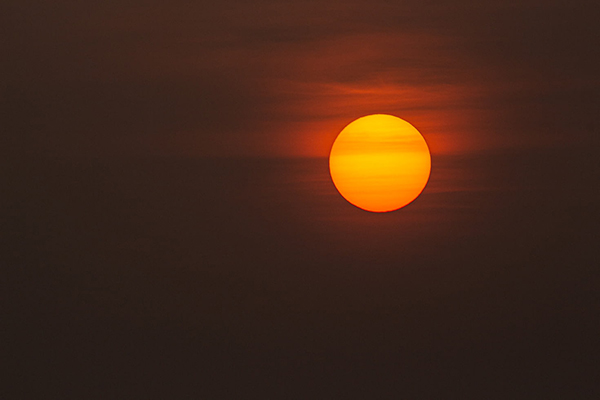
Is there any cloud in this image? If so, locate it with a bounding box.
[4,0,598,157]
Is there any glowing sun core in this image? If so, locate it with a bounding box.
[329,114,431,212]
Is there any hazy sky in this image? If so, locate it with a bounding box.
[4,1,600,398]
[5,0,598,157]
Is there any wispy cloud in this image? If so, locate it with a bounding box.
[4,0,598,157]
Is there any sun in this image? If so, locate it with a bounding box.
[329,114,431,212]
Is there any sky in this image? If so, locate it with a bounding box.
[5,0,598,157]
[3,0,599,398]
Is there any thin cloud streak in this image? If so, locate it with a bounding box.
[3,0,598,157]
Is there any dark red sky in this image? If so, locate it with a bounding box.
[4,1,599,398]
[5,0,598,157]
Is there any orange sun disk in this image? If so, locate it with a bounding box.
[329,114,431,212]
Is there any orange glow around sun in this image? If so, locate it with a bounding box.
[329,114,431,212]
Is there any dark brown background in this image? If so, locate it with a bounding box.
[3,1,599,398]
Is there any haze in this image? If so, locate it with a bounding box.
[3,0,598,398]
